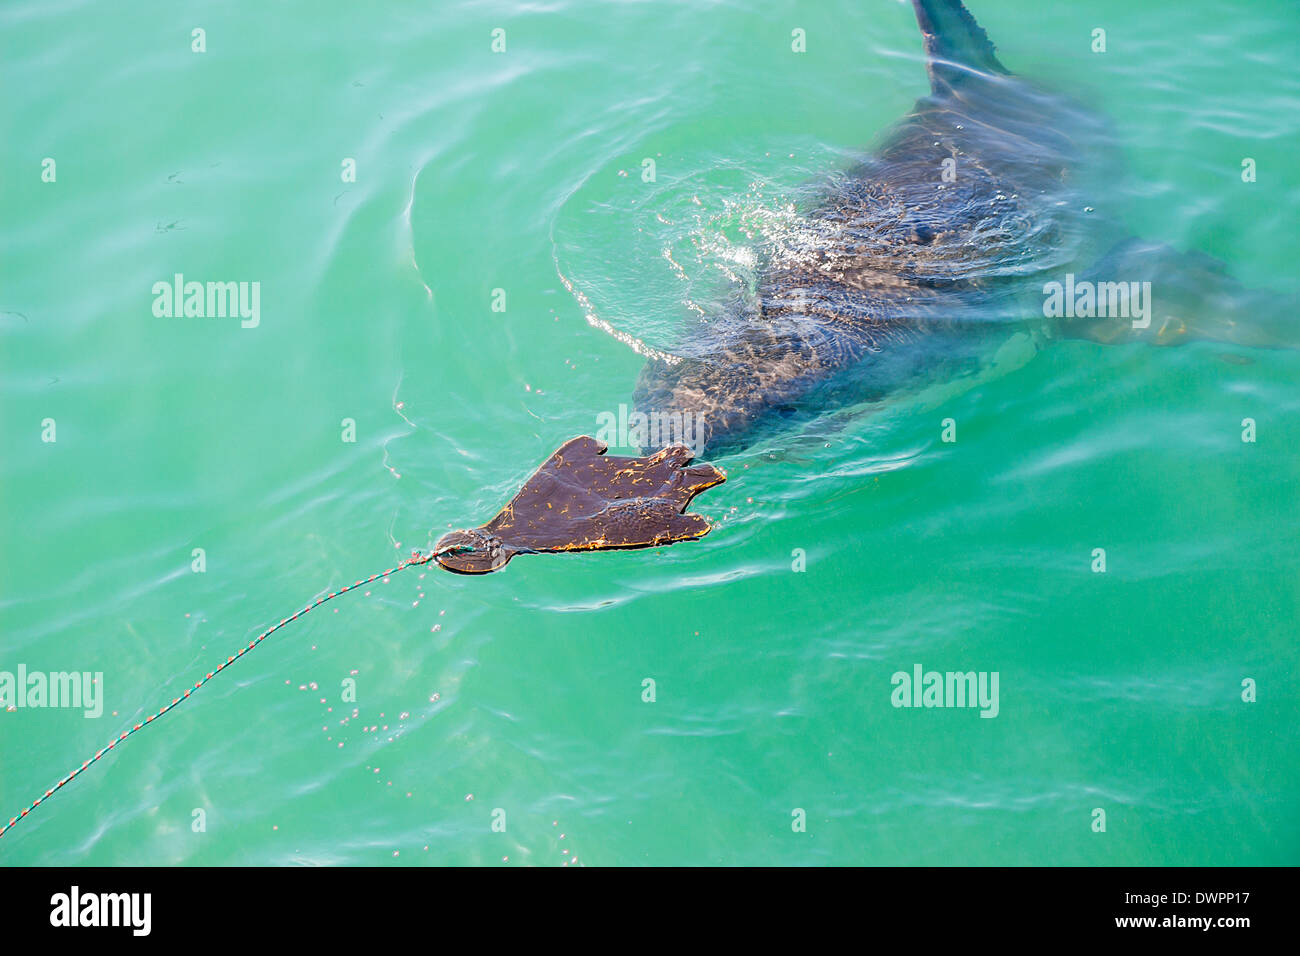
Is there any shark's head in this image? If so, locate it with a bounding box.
[631,350,813,459]
[631,355,742,459]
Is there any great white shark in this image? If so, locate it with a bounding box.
[435,0,1293,572]
[625,0,1295,456]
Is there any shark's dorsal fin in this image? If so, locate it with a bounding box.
[911,0,1009,93]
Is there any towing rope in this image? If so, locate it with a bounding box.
[0,544,469,842]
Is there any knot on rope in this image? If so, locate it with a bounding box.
[408,542,476,567]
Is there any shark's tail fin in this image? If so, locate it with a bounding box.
[911,0,1009,93]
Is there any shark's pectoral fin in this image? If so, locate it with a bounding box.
[1055,237,1298,351]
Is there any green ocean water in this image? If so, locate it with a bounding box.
[1,0,1297,866]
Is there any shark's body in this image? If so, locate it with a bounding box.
[632,0,1292,455]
